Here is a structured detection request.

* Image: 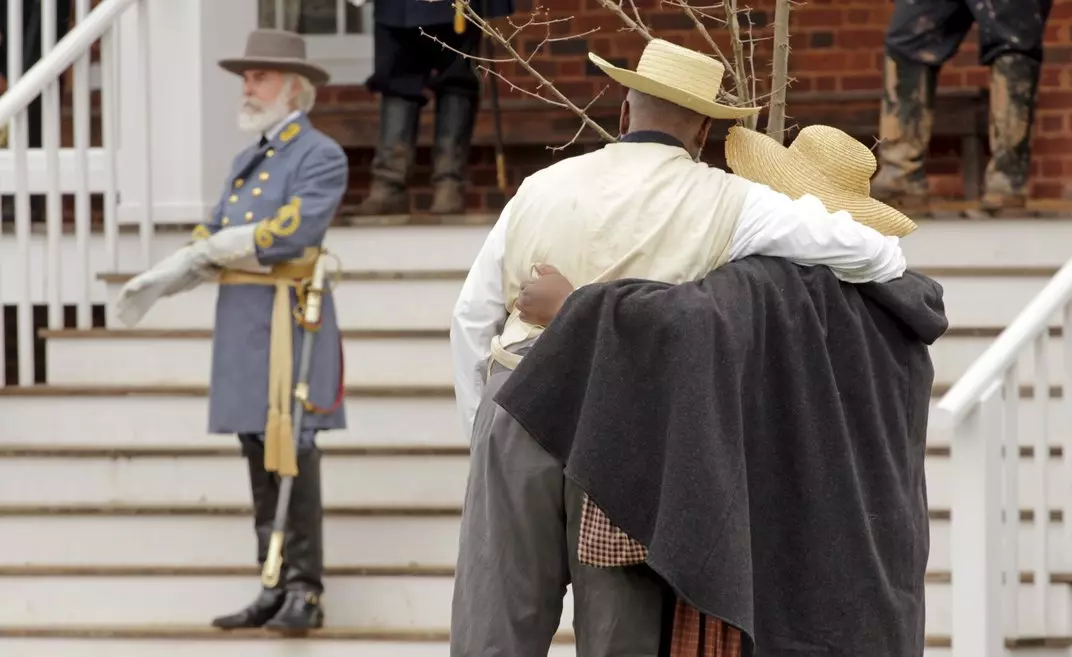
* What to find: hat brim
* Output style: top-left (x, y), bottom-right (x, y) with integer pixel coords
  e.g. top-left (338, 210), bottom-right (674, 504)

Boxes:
top-left (219, 58), bottom-right (331, 87)
top-left (725, 127), bottom-right (918, 238)
top-left (589, 52), bottom-right (761, 120)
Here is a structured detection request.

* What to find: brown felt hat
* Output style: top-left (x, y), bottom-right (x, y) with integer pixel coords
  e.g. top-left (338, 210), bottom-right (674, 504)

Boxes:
top-left (219, 29), bottom-right (330, 87)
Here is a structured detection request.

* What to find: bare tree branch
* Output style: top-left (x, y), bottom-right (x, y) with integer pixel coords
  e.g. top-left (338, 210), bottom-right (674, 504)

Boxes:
top-left (766, 0), bottom-right (793, 142)
top-left (594, 0), bottom-right (654, 39)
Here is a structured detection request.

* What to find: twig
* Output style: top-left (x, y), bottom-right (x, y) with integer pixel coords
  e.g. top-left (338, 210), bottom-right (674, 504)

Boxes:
top-left (724, 0), bottom-right (755, 128)
top-left (766, 0), bottom-right (792, 142)
top-left (594, 0), bottom-right (654, 39)
top-left (455, 2), bottom-right (616, 144)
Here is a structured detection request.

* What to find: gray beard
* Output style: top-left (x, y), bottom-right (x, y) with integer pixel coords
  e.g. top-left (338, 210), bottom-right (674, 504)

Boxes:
top-left (237, 96), bottom-right (291, 135)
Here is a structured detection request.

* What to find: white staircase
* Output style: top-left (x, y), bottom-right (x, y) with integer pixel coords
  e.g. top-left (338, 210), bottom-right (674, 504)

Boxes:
top-left (0, 216), bottom-right (1070, 656)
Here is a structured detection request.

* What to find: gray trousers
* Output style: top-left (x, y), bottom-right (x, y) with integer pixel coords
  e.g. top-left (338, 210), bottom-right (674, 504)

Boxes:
top-left (451, 363), bottom-right (664, 657)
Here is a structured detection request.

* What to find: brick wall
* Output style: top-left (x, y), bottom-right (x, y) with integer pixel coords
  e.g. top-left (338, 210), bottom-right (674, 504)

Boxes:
top-left (323, 0), bottom-right (1072, 207)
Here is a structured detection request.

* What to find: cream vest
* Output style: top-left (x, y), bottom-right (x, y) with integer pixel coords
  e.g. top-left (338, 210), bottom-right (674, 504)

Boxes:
top-left (495, 141), bottom-right (752, 358)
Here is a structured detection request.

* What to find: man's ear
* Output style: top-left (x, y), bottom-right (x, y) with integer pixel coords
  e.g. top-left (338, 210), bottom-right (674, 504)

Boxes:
top-left (619, 99), bottom-right (631, 137)
top-left (696, 117), bottom-right (713, 151)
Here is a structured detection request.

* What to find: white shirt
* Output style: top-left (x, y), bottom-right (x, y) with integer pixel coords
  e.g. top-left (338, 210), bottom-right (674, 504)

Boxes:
top-left (450, 151), bottom-right (906, 439)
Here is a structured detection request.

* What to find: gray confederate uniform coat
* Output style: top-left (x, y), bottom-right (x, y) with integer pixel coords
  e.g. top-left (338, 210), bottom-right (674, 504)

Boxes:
top-left (193, 111), bottom-right (348, 437)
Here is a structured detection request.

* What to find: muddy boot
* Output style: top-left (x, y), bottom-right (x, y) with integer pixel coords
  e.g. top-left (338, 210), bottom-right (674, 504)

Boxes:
top-left (871, 53), bottom-right (937, 212)
top-left (264, 446), bottom-right (325, 632)
top-left (354, 95), bottom-right (421, 216)
top-left (211, 437), bottom-right (286, 629)
top-left (980, 54), bottom-right (1041, 213)
top-left (429, 93), bottom-right (478, 215)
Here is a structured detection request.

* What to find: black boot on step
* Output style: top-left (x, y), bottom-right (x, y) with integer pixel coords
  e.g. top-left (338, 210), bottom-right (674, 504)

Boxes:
top-left (264, 446), bottom-right (326, 632)
top-left (212, 436), bottom-right (286, 629)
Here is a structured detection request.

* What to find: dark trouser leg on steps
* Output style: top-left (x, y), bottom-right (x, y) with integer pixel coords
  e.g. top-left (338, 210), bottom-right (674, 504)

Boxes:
top-left (970, 0), bottom-right (1052, 210)
top-left (354, 94), bottom-right (421, 216)
top-left (875, 0), bottom-right (974, 210)
top-left (357, 23), bottom-right (427, 216)
top-left (430, 93), bottom-right (478, 215)
top-left (265, 432), bottom-right (325, 631)
top-left (451, 356), bottom-right (664, 656)
top-left (211, 434), bottom-right (286, 629)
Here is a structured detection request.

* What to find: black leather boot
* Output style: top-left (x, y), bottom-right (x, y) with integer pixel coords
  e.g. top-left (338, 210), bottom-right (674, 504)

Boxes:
top-left (211, 436), bottom-right (287, 629)
top-left (265, 446), bottom-right (325, 631)
top-left (429, 93), bottom-right (478, 215)
top-left (353, 95), bottom-right (421, 216)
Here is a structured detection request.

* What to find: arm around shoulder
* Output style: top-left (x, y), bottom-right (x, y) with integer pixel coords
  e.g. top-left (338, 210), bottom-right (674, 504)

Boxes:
top-left (729, 182), bottom-right (906, 284)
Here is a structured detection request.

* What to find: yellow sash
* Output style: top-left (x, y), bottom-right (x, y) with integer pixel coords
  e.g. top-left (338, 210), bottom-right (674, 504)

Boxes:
top-left (218, 249), bottom-right (319, 477)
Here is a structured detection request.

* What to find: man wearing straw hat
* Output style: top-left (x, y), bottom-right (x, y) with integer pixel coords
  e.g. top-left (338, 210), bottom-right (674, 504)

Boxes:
top-left (449, 37), bottom-right (918, 656)
top-left (113, 29), bottom-right (348, 632)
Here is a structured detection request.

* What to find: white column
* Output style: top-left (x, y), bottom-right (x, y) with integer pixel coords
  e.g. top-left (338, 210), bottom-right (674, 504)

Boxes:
top-left (116, 0), bottom-right (257, 228)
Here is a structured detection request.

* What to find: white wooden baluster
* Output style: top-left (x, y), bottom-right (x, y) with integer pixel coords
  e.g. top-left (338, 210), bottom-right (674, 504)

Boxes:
top-left (9, 0), bottom-right (34, 385)
top-left (951, 382), bottom-right (1005, 657)
top-left (101, 27), bottom-right (120, 272)
top-left (1033, 332), bottom-right (1051, 634)
top-left (1063, 303), bottom-right (1072, 595)
top-left (42, 0), bottom-right (63, 330)
top-left (136, 0), bottom-right (154, 267)
top-left (73, 0), bottom-right (93, 328)
top-left (1003, 365), bottom-right (1020, 637)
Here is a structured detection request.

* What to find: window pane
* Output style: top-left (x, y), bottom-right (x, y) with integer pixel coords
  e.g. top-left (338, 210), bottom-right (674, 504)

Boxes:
top-left (295, 0), bottom-right (338, 35)
top-left (345, 2), bottom-right (371, 34)
top-left (258, 0), bottom-right (278, 29)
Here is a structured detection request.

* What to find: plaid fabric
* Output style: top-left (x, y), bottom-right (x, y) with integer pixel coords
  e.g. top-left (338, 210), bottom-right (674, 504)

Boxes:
top-left (578, 493), bottom-right (648, 567)
top-left (669, 599), bottom-right (743, 657)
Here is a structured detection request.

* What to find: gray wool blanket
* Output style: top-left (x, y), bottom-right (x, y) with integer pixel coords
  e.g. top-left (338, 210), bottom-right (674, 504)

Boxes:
top-left (493, 256), bottom-right (948, 656)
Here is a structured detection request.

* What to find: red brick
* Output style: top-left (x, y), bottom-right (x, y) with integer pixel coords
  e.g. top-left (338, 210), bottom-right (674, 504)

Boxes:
top-left (793, 9), bottom-right (843, 28)
top-left (836, 29), bottom-right (884, 49)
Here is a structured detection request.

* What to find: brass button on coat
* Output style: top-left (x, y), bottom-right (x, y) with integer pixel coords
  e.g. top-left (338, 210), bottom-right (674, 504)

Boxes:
top-left (259, 172), bottom-right (270, 181)
top-left (229, 194), bottom-right (238, 203)
top-left (252, 188), bottom-right (262, 197)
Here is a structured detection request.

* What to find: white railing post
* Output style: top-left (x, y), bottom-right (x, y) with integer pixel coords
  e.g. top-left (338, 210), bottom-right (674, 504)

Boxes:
top-left (1064, 304), bottom-right (1072, 585)
top-left (1002, 366), bottom-right (1020, 637)
top-left (949, 383), bottom-right (1005, 657)
top-left (101, 27), bottom-right (120, 273)
top-left (8, 0), bottom-right (34, 386)
top-left (42, 0), bottom-right (64, 330)
top-left (74, 0), bottom-right (93, 328)
top-left (136, 0), bottom-right (154, 268)
top-left (1032, 333), bottom-right (1051, 635)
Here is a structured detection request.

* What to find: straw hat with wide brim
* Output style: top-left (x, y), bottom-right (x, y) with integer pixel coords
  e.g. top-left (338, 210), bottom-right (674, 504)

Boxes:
top-left (219, 29), bottom-right (330, 87)
top-left (588, 39), bottom-right (761, 120)
top-left (726, 125), bottom-right (918, 237)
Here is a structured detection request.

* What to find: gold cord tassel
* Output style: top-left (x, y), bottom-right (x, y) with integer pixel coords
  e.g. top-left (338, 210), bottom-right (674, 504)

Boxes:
top-left (454, 1), bottom-right (466, 34)
top-left (264, 281), bottom-right (299, 477)
top-left (264, 408), bottom-right (281, 472)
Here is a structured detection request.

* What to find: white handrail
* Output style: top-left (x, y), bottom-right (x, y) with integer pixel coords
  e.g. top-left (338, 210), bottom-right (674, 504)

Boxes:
top-left (935, 258), bottom-right (1072, 424)
top-left (0, 0), bottom-right (137, 124)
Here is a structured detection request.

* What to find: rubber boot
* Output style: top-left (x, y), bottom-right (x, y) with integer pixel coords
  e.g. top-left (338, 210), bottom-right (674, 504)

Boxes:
top-left (211, 437), bottom-right (286, 629)
top-left (429, 93), bottom-right (478, 215)
top-left (354, 95), bottom-right (421, 216)
top-left (871, 53), bottom-right (937, 212)
top-left (264, 446), bottom-right (325, 631)
top-left (980, 53), bottom-right (1041, 213)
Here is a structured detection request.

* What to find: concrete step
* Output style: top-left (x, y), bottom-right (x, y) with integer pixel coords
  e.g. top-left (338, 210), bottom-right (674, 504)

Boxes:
top-left (0, 450), bottom-right (469, 507)
top-left (99, 271), bottom-right (467, 330)
top-left (0, 565), bottom-right (1063, 637)
top-left (1, 500), bottom-right (1068, 574)
top-left (38, 325), bottom-right (1072, 388)
top-left (6, 444), bottom-right (1072, 533)
top-left (1, 631), bottom-right (578, 657)
top-left (0, 565), bottom-right (577, 631)
top-left (0, 388), bottom-right (462, 447)
top-left (95, 265), bottom-right (1062, 331)
top-left (0, 508), bottom-right (463, 568)
top-left (43, 329), bottom-right (453, 387)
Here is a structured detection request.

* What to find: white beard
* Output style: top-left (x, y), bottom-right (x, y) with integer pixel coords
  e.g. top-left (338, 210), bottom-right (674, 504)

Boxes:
top-left (238, 91), bottom-right (292, 135)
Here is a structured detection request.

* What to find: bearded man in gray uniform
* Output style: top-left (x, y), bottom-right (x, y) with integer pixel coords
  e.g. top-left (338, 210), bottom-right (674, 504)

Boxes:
top-left (115, 29), bottom-right (348, 632)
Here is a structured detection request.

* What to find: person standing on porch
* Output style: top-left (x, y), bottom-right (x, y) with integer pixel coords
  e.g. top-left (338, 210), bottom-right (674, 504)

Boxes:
top-left (871, 0), bottom-right (1053, 213)
top-left (448, 38), bottom-right (917, 655)
top-left (351, 0), bottom-right (514, 216)
top-left (112, 28), bottom-right (348, 632)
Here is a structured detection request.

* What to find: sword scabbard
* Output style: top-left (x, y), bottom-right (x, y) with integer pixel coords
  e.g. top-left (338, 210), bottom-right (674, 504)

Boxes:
top-left (261, 530), bottom-right (285, 588)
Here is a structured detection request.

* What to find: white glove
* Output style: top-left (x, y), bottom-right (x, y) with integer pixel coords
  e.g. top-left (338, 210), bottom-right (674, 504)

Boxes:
top-left (115, 224), bottom-right (261, 327)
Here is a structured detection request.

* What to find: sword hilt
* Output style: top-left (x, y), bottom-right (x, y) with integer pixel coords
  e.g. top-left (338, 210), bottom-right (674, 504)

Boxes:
top-left (303, 255), bottom-right (328, 326)
top-left (261, 530), bottom-right (285, 588)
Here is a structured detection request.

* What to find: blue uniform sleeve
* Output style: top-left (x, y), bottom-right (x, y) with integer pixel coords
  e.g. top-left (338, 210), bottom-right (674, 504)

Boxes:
top-left (253, 143), bottom-right (349, 264)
